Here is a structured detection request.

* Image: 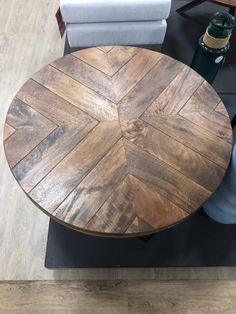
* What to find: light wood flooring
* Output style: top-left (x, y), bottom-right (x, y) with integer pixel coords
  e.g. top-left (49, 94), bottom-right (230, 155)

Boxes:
top-left (1, 0), bottom-right (236, 312)
top-left (1, 280), bottom-right (236, 314)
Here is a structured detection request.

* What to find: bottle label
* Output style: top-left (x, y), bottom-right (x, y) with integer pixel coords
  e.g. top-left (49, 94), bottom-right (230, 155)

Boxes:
top-left (203, 29), bottom-right (230, 49)
top-left (215, 56), bottom-right (224, 64)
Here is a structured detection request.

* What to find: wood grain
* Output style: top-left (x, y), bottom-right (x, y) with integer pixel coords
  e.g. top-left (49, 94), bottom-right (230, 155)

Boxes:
top-left (87, 173), bottom-right (188, 235)
top-left (17, 79), bottom-right (94, 126)
top-left (87, 176), bottom-right (137, 234)
top-left (72, 46), bottom-right (138, 76)
top-left (52, 140), bottom-right (127, 231)
top-left (0, 280), bottom-right (127, 314)
top-left (29, 122), bottom-right (122, 212)
top-left (3, 46), bottom-right (232, 237)
top-left (129, 175), bottom-right (188, 230)
top-left (144, 66), bottom-right (203, 116)
top-left (13, 123), bottom-right (97, 193)
top-left (3, 123), bottom-right (16, 141)
top-left (142, 114), bottom-right (232, 169)
top-left (128, 280), bottom-right (236, 314)
top-left (179, 109), bottom-right (232, 143)
top-left (1, 0), bottom-right (236, 281)
top-left (1, 280), bottom-right (236, 314)
top-left (4, 98), bottom-right (57, 168)
top-left (33, 65), bottom-right (118, 121)
top-left (98, 46), bottom-right (114, 53)
top-left (52, 48), bottom-right (161, 104)
top-left (180, 81), bottom-right (221, 113)
top-left (121, 119), bottom-right (225, 192)
top-left (111, 49), bottom-right (161, 103)
top-left (124, 141), bottom-right (211, 213)
top-left (51, 54), bottom-right (117, 102)
top-left (125, 216), bottom-right (153, 234)
top-left (118, 56), bottom-right (185, 120)
top-left (215, 101), bottom-right (230, 117)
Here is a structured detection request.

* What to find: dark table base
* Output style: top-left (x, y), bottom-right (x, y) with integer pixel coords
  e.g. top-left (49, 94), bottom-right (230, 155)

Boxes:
top-left (45, 209), bottom-right (236, 268)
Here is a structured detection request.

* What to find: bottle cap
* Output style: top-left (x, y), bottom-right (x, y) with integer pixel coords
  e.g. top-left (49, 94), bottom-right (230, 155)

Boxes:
top-left (209, 12), bottom-right (235, 38)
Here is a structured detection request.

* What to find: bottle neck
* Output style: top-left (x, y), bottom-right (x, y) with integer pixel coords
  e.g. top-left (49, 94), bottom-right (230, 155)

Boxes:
top-left (203, 29), bottom-right (231, 49)
top-left (202, 13), bottom-right (235, 49)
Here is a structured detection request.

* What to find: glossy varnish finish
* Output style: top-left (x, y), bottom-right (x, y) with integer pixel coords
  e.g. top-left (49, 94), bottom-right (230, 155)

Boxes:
top-left (3, 46), bottom-right (232, 237)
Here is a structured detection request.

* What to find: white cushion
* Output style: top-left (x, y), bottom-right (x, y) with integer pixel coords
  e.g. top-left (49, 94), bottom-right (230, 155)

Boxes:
top-left (67, 20), bottom-right (167, 47)
top-left (60, 0), bottom-right (171, 23)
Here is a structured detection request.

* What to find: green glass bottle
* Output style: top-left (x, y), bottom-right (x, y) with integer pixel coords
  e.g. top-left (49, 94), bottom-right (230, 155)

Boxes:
top-left (191, 12), bottom-right (235, 84)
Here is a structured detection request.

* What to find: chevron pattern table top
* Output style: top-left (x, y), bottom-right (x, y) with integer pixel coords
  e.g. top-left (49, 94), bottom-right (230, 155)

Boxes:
top-left (3, 46), bottom-right (233, 237)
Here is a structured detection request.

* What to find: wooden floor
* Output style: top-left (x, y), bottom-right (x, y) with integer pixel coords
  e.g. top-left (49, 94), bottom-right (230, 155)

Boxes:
top-left (1, 280), bottom-right (236, 314)
top-left (1, 0), bottom-right (236, 312)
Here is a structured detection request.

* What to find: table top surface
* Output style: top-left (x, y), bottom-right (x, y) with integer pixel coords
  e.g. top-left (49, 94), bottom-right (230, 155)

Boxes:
top-left (4, 46), bottom-right (233, 237)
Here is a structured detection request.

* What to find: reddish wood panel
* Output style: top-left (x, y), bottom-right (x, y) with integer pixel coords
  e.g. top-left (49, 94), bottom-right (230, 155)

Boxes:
top-left (3, 46), bottom-right (233, 237)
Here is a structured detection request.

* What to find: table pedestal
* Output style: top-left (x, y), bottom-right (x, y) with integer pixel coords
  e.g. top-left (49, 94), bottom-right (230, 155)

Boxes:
top-left (45, 209), bottom-right (236, 268)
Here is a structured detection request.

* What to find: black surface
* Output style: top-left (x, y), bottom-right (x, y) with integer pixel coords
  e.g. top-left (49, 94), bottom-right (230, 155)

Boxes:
top-left (176, 0), bottom-right (208, 14)
top-left (45, 1), bottom-right (236, 268)
top-left (45, 209), bottom-right (236, 268)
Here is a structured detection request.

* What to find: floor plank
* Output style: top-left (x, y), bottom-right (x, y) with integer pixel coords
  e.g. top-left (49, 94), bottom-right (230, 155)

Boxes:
top-left (128, 280), bottom-right (236, 314)
top-left (1, 280), bottom-right (236, 314)
top-left (0, 281), bottom-right (128, 314)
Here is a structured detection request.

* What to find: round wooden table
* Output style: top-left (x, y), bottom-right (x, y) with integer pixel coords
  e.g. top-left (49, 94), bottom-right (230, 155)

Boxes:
top-left (3, 46), bottom-right (233, 237)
